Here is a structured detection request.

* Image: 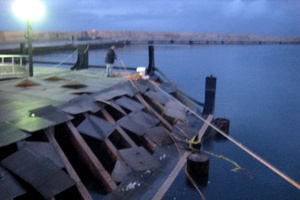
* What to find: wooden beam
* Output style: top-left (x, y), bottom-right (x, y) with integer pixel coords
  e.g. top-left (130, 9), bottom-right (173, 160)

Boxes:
top-left (83, 112), bottom-right (121, 161)
top-left (135, 93), bottom-right (173, 131)
top-left (142, 135), bottom-right (156, 153)
top-left (101, 109), bottom-right (137, 148)
top-left (198, 114), bottom-right (214, 141)
top-left (152, 151), bottom-right (190, 200)
top-left (66, 121), bottom-right (117, 192)
top-left (44, 127), bottom-right (92, 200)
top-left (102, 106), bottom-right (155, 153)
top-left (104, 138), bottom-right (121, 161)
top-left (152, 114), bottom-right (213, 199)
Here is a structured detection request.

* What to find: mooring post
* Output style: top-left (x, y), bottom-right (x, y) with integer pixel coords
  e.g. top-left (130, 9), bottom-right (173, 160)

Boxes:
top-left (147, 45), bottom-right (155, 76)
top-left (203, 75), bottom-right (217, 116)
top-left (19, 42), bottom-right (26, 65)
top-left (186, 153), bottom-right (209, 186)
top-left (71, 44), bottom-right (89, 70)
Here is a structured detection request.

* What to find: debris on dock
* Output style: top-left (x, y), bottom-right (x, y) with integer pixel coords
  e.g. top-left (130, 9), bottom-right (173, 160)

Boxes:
top-left (0, 63), bottom-right (216, 199)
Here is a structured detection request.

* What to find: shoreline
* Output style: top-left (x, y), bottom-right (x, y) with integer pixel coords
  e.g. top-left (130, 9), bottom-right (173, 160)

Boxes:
top-left (1, 38), bottom-right (299, 56)
top-left (1, 30), bottom-right (299, 46)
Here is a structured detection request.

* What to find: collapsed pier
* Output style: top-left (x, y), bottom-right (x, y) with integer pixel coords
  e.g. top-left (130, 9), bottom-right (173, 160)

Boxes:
top-left (0, 45), bottom-right (219, 199)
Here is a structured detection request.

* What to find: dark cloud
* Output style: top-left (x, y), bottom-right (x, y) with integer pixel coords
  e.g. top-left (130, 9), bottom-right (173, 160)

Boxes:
top-left (1, 0), bottom-right (299, 36)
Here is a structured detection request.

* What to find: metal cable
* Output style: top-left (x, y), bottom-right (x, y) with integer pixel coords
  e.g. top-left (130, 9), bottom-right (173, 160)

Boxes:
top-left (149, 79), bottom-right (300, 191)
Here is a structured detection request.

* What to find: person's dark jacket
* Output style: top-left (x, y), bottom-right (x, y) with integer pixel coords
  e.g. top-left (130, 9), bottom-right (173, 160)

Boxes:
top-left (105, 49), bottom-right (116, 64)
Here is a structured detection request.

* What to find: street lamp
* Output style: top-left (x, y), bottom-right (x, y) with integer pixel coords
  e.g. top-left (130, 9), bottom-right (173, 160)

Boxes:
top-left (13, 0), bottom-right (45, 77)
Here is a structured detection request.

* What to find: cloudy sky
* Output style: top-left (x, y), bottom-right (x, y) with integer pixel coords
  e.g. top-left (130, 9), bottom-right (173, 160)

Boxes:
top-left (1, 0), bottom-right (300, 36)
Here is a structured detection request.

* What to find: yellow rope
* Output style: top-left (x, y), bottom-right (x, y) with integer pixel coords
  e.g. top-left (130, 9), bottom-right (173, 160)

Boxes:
top-left (149, 79), bottom-right (300, 191)
top-left (203, 150), bottom-right (253, 179)
top-left (189, 136), bottom-right (200, 145)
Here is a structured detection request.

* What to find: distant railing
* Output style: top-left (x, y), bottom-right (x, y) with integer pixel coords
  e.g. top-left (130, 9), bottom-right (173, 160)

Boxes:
top-left (0, 54), bottom-right (28, 79)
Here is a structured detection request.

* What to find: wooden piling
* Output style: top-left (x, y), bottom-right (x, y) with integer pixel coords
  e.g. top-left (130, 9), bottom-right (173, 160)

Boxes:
top-left (187, 153), bottom-right (209, 177)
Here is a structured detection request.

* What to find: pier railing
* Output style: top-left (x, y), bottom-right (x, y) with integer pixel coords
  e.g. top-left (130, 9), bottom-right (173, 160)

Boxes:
top-left (0, 54), bottom-right (28, 79)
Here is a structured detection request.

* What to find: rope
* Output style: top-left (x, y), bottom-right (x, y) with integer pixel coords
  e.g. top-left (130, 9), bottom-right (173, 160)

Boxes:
top-left (106, 59), bottom-right (300, 191)
top-left (83, 45), bottom-right (89, 54)
top-left (129, 79), bottom-right (183, 157)
top-left (53, 49), bottom-right (78, 68)
top-left (155, 67), bottom-right (204, 106)
top-left (119, 59), bottom-right (183, 157)
top-left (185, 167), bottom-right (206, 200)
top-left (203, 150), bottom-right (253, 179)
top-left (118, 58), bottom-right (130, 75)
top-left (149, 79), bottom-right (300, 191)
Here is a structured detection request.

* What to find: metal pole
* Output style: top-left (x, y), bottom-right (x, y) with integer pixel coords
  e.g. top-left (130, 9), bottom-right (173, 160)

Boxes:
top-left (147, 45), bottom-right (155, 75)
top-left (27, 19), bottom-right (33, 77)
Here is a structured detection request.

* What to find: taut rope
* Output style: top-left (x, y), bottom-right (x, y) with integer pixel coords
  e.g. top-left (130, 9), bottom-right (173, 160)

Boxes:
top-left (149, 80), bottom-right (300, 191)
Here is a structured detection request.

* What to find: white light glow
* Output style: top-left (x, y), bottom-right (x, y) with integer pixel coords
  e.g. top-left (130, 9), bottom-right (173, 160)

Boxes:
top-left (13, 0), bottom-right (45, 20)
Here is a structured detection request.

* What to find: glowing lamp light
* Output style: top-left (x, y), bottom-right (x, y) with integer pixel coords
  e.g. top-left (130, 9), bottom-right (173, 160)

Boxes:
top-left (12, 0), bottom-right (45, 77)
top-left (12, 0), bottom-right (45, 20)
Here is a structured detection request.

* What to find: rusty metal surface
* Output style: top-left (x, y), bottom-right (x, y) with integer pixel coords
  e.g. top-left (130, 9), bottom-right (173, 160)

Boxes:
top-left (96, 99), bottom-right (127, 115)
top-left (117, 111), bottom-right (159, 136)
top-left (0, 166), bottom-right (26, 200)
top-left (145, 126), bottom-right (173, 146)
top-left (164, 100), bottom-right (187, 120)
top-left (29, 105), bottom-right (73, 125)
top-left (94, 88), bottom-right (131, 101)
top-left (0, 67), bottom-right (208, 199)
top-left (93, 81), bottom-right (137, 101)
top-left (0, 122), bottom-right (30, 148)
top-left (61, 80), bottom-right (87, 89)
top-left (17, 141), bottom-right (65, 168)
top-left (111, 160), bottom-right (132, 183)
top-left (0, 67), bottom-right (127, 123)
top-left (115, 96), bottom-right (145, 112)
top-left (10, 116), bottom-right (56, 133)
top-left (1, 148), bottom-right (75, 199)
top-left (144, 90), bottom-right (168, 105)
top-left (160, 82), bottom-right (177, 94)
top-left (77, 115), bottom-right (116, 141)
top-left (118, 147), bottom-right (161, 171)
top-left (60, 94), bottom-right (104, 114)
top-left (133, 80), bottom-right (150, 94)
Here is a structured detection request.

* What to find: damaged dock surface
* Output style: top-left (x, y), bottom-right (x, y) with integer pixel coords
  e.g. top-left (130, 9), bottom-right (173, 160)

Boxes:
top-left (0, 67), bottom-right (212, 199)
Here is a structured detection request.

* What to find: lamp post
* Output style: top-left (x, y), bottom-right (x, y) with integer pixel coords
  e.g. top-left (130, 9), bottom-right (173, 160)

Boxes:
top-left (13, 0), bottom-right (44, 77)
top-left (27, 19), bottom-right (33, 76)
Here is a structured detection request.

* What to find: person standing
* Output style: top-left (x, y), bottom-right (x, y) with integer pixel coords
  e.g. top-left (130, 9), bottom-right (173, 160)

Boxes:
top-left (105, 45), bottom-right (118, 77)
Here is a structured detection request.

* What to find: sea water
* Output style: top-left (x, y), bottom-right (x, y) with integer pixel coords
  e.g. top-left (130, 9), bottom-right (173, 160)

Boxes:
top-left (34, 44), bottom-right (300, 199)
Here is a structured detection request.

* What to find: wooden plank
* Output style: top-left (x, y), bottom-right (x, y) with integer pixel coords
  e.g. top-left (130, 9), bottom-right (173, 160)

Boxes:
top-left (135, 93), bottom-right (173, 131)
top-left (44, 127), bottom-right (92, 200)
top-left (118, 147), bottom-right (160, 171)
top-left (101, 109), bottom-right (137, 148)
top-left (66, 121), bottom-right (117, 192)
top-left (104, 138), bottom-right (121, 161)
top-left (102, 108), bottom-right (156, 152)
top-left (198, 114), bottom-right (214, 140)
top-left (152, 151), bottom-right (190, 200)
top-left (142, 135), bottom-right (157, 153)
top-left (152, 115), bottom-right (213, 199)
top-left (84, 112), bottom-right (120, 161)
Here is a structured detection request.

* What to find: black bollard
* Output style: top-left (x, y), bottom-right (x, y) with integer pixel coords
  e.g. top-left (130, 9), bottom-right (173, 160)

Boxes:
top-left (203, 75), bottom-right (217, 116)
top-left (147, 45), bottom-right (155, 76)
top-left (187, 153), bottom-right (210, 178)
top-left (71, 45), bottom-right (89, 70)
top-left (214, 118), bottom-right (230, 140)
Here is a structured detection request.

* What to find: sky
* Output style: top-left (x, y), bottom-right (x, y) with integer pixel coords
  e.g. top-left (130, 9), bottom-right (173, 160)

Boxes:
top-left (1, 0), bottom-right (300, 36)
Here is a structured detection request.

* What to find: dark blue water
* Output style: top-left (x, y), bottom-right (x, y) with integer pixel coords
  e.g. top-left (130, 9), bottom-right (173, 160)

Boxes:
top-left (35, 44), bottom-right (300, 199)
